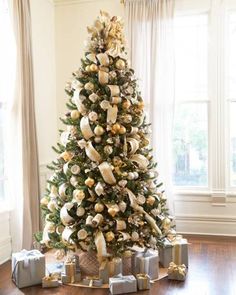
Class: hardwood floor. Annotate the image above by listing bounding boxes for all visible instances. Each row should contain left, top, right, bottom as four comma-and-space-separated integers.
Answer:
0, 235, 236, 295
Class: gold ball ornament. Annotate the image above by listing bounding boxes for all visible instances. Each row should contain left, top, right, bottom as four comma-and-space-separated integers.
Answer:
122, 100, 131, 110
85, 177, 95, 188
115, 59, 126, 70
90, 64, 98, 72
162, 217, 171, 230
71, 110, 80, 120
111, 123, 121, 134
119, 126, 126, 135
94, 125, 105, 136
105, 231, 115, 242
146, 196, 156, 206
94, 203, 104, 213
85, 65, 91, 72
40, 197, 49, 206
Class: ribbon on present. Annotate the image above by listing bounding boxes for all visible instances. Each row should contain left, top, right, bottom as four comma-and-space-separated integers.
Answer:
83, 276, 102, 287
42, 273, 59, 281
136, 274, 150, 290
170, 235, 186, 265
167, 262, 187, 280
12, 250, 43, 284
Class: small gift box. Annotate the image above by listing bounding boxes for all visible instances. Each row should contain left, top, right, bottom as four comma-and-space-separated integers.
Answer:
109, 274, 137, 295
136, 273, 151, 290
167, 262, 187, 281
62, 257, 81, 284
82, 276, 103, 287
99, 257, 122, 284
12, 249, 45, 288
46, 262, 64, 278
61, 272, 81, 284
159, 235, 188, 268
133, 249, 159, 280
42, 274, 60, 288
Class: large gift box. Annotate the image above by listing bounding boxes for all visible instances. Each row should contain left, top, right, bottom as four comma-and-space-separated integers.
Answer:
12, 249, 45, 288
159, 235, 188, 268
167, 262, 187, 281
132, 249, 159, 280
99, 257, 122, 284
109, 274, 137, 295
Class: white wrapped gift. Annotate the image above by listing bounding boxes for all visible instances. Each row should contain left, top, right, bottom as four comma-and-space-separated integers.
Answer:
12, 249, 45, 288
132, 249, 159, 280
109, 274, 137, 295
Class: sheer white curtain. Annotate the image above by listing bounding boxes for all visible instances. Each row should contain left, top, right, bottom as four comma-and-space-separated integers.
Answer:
125, 0, 175, 214
6, 0, 40, 251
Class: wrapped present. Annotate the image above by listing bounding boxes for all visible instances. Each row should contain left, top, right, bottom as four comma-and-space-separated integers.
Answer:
61, 272, 81, 284
109, 274, 137, 295
133, 249, 159, 280
42, 274, 60, 288
82, 276, 103, 287
167, 262, 187, 281
136, 273, 151, 290
99, 257, 122, 284
159, 235, 188, 268
12, 249, 45, 288
46, 262, 64, 278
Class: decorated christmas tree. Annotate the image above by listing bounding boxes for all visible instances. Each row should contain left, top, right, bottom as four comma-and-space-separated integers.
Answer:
39, 11, 172, 261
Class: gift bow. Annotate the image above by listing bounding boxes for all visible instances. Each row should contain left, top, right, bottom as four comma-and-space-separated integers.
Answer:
112, 273, 134, 283
136, 273, 150, 289
167, 262, 187, 277
14, 249, 42, 268
43, 273, 59, 281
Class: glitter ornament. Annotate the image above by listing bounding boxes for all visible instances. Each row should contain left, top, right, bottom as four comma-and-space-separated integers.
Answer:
104, 145, 113, 155
90, 64, 98, 71
94, 136, 102, 143
88, 111, 98, 122
94, 203, 104, 212
77, 207, 85, 216
105, 231, 115, 242
73, 189, 85, 202
115, 59, 126, 70
84, 82, 94, 91
77, 229, 88, 240
146, 196, 155, 206
128, 172, 135, 180
122, 100, 131, 110
112, 96, 121, 104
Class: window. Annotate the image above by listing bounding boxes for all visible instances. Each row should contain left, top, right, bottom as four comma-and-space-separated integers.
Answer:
173, 2, 236, 194
0, 0, 16, 202
173, 14, 209, 187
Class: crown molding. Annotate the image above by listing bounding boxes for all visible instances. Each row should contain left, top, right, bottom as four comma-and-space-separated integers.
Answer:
53, 0, 116, 6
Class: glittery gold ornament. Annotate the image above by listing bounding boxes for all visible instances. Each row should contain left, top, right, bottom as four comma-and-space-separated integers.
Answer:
94, 203, 104, 212
71, 110, 80, 120
94, 125, 105, 136
115, 59, 126, 70
60, 151, 73, 162
85, 177, 95, 188
162, 217, 171, 231
116, 220, 126, 231
105, 231, 115, 242
108, 205, 120, 217
123, 114, 132, 124
84, 82, 94, 91
146, 196, 155, 206
137, 101, 145, 110
73, 189, 85, 201
90, 64, 98, 71
119, 126, 126, 134
85, 65, 91, 72
122, 100, 131, 110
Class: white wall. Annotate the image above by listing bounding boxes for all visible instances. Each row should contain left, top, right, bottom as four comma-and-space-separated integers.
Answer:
54, 0, 124, 122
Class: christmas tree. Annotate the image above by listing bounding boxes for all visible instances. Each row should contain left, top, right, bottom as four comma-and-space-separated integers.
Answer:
39, 11, 172, 260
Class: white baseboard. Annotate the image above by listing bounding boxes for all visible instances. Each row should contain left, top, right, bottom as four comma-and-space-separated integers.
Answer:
175, 215, 236, 236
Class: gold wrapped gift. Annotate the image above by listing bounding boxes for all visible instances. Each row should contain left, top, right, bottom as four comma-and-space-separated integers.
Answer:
136, 273, 151, 290
167, 262, 187, 281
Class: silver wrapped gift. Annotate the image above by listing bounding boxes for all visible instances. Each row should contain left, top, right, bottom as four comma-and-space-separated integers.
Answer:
133, 249, 159, 280
82, 276, 103, 287
99, 257, 122, 284
109, 274, 137, 295
159, 236, 188, 268
12, 249, 45, 288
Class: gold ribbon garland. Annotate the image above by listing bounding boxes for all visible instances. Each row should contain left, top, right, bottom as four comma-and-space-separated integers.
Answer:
98, 162, 117, 184
85, 141, 102, 162
80, 116, 94, 140
107, 104, 118, 124
60, 203, 75, 226
95, 231, 108, 263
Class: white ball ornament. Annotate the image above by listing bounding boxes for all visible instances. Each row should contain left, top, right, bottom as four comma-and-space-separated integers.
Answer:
88, 111, 98, 122
94, 136, 102, 143
128, 172, 135, 180
131, 231, 139, 241
70, 176, 78, 187
133, 172, 139, 179
71, 164, 80, 175
94, 125, 104, 136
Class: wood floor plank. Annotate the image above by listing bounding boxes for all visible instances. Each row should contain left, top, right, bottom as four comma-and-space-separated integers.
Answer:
0, 236, 236, 295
